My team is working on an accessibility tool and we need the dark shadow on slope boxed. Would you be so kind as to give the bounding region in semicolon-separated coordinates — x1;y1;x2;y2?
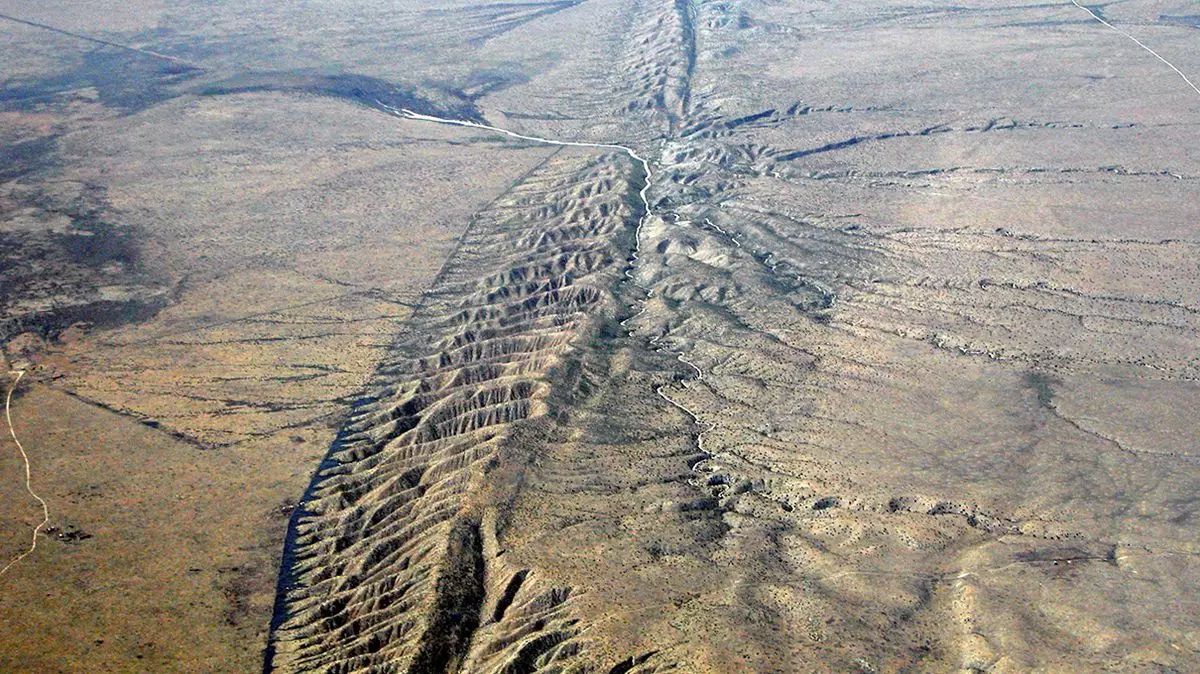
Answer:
199;71;485;123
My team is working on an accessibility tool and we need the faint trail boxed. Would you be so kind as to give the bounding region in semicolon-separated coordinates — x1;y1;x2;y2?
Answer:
108;288;414;348
1069;0;1200;97
0;371;50;578
0;12;199;67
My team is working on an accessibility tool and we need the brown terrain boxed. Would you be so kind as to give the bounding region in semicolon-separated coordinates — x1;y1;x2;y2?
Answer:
1;0;1198;672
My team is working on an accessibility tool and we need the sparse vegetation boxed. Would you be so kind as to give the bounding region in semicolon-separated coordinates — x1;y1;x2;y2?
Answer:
2;0;1198;672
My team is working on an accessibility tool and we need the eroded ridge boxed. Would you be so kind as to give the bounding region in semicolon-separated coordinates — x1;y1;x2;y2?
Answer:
267;148;645;673
619;0;696;129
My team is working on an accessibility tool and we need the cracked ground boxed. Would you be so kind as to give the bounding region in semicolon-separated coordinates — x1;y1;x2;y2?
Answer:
1;0;1198;671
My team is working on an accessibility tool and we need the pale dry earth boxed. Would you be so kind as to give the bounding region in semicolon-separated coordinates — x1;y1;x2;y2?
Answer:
2;0;1198;672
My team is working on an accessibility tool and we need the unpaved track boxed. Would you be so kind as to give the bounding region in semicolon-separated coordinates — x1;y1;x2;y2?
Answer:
1069;0;1200;96
0;370;50;578
0;12;199;67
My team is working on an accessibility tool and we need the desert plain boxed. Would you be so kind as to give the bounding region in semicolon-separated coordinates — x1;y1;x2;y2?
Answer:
1;0;1198;672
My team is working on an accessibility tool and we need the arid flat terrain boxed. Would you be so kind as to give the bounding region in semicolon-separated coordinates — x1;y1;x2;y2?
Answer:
1;0;1198;672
